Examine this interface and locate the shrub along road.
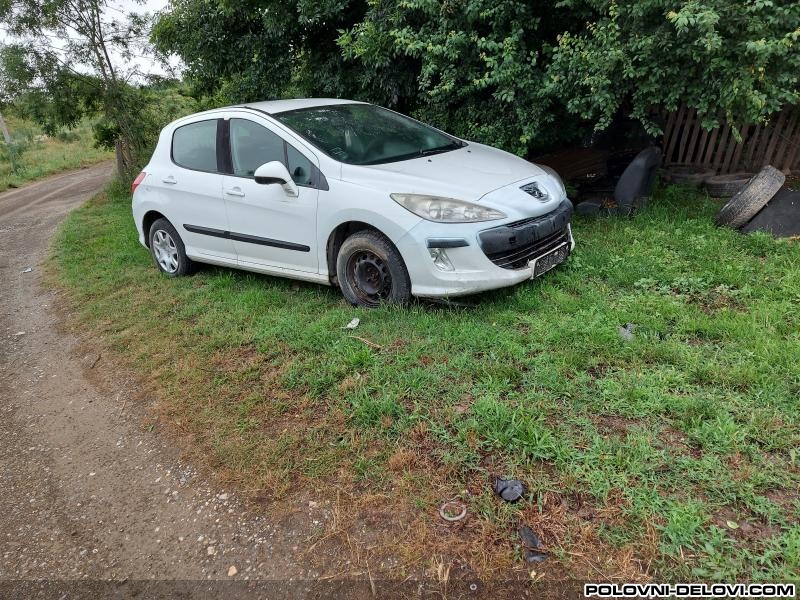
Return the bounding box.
[0,165,337,587]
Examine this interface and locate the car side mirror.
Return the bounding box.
[254,161,299,198]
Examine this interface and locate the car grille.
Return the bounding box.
[483,227,570,270]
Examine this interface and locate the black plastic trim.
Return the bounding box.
[255,176,287,185]
[426,238,469,249]
[183,224,227,239]
[478,200,573,256]
[183,224,310,252]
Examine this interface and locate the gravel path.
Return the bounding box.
[0,164,332,592]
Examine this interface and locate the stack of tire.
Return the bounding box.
[706,166,786,230]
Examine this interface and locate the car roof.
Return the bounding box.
[233,98,367,115]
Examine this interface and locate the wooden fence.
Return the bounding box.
[662,105,800,174]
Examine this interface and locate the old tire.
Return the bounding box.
[714,166,785,229]
[705,172,753,198]
[336,230,411,308]
[148,218,193,277]
[664,167,715,188]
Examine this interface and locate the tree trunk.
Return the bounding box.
[0,112,12,145]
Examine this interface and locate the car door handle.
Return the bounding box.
[225,188,245,197]
[162,176,177,185]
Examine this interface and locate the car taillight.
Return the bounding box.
[131,171,146,194]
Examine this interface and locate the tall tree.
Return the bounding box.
[0,0,157,175]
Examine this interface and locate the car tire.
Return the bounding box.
[148,218,192,277]
[704,172,753,198]
[336,230,411,308]
[714,165,785,229]
[663,167,715,188]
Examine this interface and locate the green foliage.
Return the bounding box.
[548,0,800,135]
[153,0,800,155]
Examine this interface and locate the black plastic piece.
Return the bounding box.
[255,176,287,185]
[479,200,573,256]
[613,146,662,213]
[426,238,469,249]
[183,224,310,252]
[740,187,800,237]
[494,478,526,502]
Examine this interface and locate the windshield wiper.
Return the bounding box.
[419,142,463,157]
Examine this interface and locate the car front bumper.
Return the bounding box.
[396,200,575,298]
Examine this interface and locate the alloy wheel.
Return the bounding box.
[152,229,179,273]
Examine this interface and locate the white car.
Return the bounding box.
[132,99,574,307]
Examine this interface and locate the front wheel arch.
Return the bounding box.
[335,229,412,308]
[326,221,383,286]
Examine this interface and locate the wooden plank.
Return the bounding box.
[702,113,722,168]
[773,109,798,171]
[713,123,731,170]
[695,127,710,167]
[783,110,800,171]
[663,109,677,159]
[730,123,750,172]
[754,116,774,167]
[721,122,741,173]
[678,108,696,164]
[744,123,762,169]
[762,109,787,166]
[686,111,705,165]
[665,104,687,163]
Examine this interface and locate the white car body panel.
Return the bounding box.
[132,98,574,298]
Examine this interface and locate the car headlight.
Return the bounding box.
[391,194,507,223]
[537,164,567,199]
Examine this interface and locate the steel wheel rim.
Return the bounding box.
[153,229,179,273]
[346,250,392,307]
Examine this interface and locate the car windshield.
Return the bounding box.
[273,104,464,165]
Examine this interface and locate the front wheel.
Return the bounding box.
[336,231,411,308]
[148,218,192,277]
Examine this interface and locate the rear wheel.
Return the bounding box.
[336,231,411,308]
[148,218,192,277]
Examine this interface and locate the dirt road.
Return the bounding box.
[0,164,327,592]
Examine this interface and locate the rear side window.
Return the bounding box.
[172,120,218,172]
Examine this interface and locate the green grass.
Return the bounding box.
[0,115,111,192]
[51,181,800,581]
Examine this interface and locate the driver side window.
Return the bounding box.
[230,119,284,177]
[228,118,317,187]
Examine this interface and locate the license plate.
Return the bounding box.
[530,243,569,278]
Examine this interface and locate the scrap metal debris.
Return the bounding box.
[617,323,635,341]
[494,478,526,503]
[343,318,360,330]
[439,500,467,522]
[518,525,548,563]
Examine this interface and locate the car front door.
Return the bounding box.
[221,116,320,273]
[161,118,235,261]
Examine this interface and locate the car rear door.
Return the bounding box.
[159,117,235,261]
[219,115,320,273]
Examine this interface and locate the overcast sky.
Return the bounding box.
[1,0,182,79]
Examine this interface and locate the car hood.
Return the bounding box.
[340,142,548,202]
